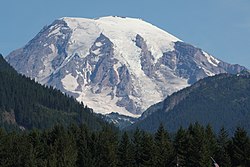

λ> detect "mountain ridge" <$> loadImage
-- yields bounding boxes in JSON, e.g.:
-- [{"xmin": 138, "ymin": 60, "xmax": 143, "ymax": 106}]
[
  {"xmin": 6, "ymin": 16, "xmax": 247, "ymax": 117},
  {"xmin": 127, "ymin": 72, "xmax": 250, "ymax": 134}
]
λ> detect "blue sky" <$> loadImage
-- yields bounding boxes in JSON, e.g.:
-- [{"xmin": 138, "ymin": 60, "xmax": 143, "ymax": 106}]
[{"xmin": 1, "ymin": 0, "xmax": 250, "ymax": 68}]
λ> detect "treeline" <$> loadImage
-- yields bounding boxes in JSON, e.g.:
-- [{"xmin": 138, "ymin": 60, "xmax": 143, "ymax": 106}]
[
  {"xmin": 0, "ymin": 55, "xmax": 107, "ymax": 131},
  {"xmin": 0, "ymin": 123, "xmax": 249, "ymax": 167}
]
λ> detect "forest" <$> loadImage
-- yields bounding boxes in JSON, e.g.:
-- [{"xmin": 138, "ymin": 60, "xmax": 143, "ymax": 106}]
[
  {"xmin": 129, "ymin": 73, "xmax": 250, "ymax": 135},
  {"xmin": 0, "ymin": 123, "xmax": 249, "ymax": 167},
  {"xmin": 0, "ymin": 55, "xmax": 107, "ymax": 131}
]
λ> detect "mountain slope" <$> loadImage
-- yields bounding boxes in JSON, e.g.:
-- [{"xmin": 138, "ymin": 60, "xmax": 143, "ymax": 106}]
[
  {"xmin": 6, "ymin": 16, "xmax": 246, "ymax": 117},
  {"xmin": 0, "ymin": 54, "xmax": 108, "ymax": 131},
  {"xmin": 128, "ymin": 73, "xmax": 250, "ymax": 134}
]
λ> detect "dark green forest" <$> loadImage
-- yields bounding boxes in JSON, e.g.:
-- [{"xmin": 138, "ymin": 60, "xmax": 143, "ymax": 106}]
[
  {"xmin": 129, "ymin": 73, "xmax": 250, "ymax": 135},
  {"xmin": 0, "ymin": 123, "xmax": 250, "ymax": 167},
  {"xmin": 0, "ymin": 54, "xmax": 107, "ymax": 131}
]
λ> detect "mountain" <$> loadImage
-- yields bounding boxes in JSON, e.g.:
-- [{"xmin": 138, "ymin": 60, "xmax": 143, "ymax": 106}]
[
  {"xmin": 0, "ymin": 54, "xmax": 108, "ymax": 131},
  {"xmin": 103, "ymin": 112, "xmax": 138, "ymax": 129},
  {"xmin": 127, "ymin": 73, "xmax": 250, "ymax": 134},
  {"xmin": 6, "ymin": 16, "xmax": 246, "ymax": 117}
]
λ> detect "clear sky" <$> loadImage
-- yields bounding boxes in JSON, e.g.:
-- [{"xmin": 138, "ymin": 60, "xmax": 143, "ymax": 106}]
[{"xmin": 1, "ymin": 0, "xmax": 250, "ymax": 68}]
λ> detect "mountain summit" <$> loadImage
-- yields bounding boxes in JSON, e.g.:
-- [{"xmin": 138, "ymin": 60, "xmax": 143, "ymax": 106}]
[{"xmin": 6, "ymin": 16, "xmax": 246, "ymax": 117}]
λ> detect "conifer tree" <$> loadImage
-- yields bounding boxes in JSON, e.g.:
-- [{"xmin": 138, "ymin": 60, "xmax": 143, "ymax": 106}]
[
  {"xmin": 96, "ymin": 126, "xmax": 118, "ymax": 167},
  {"xmin": 51, "ymin": 125, "xmax": 77, "ymax": 167},
  {"xmin": 205, "ymin": 125, "xmax": 218, "ymax": 166},
  {"xmin": 185, "ymin": 123, "xmax": 210, "ymax": 167},
  {"xmin": 25, "ymin": 130, "xmax": 45, "ymax": 167},
  {"xmin": 141, "ymin": 132, "xmax": 155, "ymax": 166},
  {"xmin": 132, "ymin": 128, "xmax": 143, "ymax": 167},
  {"xmin": 205, "ymin": 125, "xmax": 217, "ymax": 156},
  {"xmin": 215, "ymin": 127, "xmax": 231, "ymax": 167},
  {"xmin": 174, "ymin": 127, "xmax": 187, "ymax": 167},
  {"xmin": 117, "ymin": 132, "xmax": 134, "ymax": 167},
  {"xmin": 89, "ymin": 132, "xmax": 99, "ymax": 167},
  {"xmin": 231, "ymin": 127, "xmax": 250, "ymax": 166},
  {"xmin": 154, "ymin": 123, "xmax": 174, "ymax": 167},
  {"xmin": 0, "ymin": 128, "xmax": 6, "ymax": 167},
  {"xmin": 76, "ymin": 124, "xmax": 93, "ymax": 167}
]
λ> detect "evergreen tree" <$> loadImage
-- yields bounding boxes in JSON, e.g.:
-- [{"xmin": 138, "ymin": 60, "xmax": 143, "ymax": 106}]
[
  {"xmin": 205, "ymin": 125, "xmax": 217, "ymax": 156},
  {"xmin": 141, "ymin": 132, "xmax": 155, "ymax": 166},
  {"xmin": 76, "ymin": 124, "xmax": 93, "ymax": 167},
  {"xmin": 185, "ymin": 123, "xmax": 210, "ymax": 167},
  {"xmin": 154, "ymin": 123, "xmax": 174, "ymax": 167},
  {"xmin": 132, "ymin": 128, "xmax": 144, "ymax": 167},
  {"xmin": 117, "ymin": 132, "xmax": 134, "ymax": 167},
  {"xmin": 215, "ymin": 127, "xmax": 231, "ymax": 167},
  {"xmin": 231, "ymin": 127, "xmax": 250, "ymax": 166},
  {"xmin": 96, "ymin": 126, "xmax": 118, "ymax": 167},
  {"xmin": 1, "ymin": 133, "xmax": 31, "ymax": 167},
  {"xmin": 174, "ymin": 127, "xmax": 187, "ymax": 167},
  {"xmin": 50, "ymin": 125, "xmax": 77, "ymax": 167},
  {"xmin": 205, "ymin": 125, "xmax": 218, "ymax": 166},
  {"xmin": 26, "ymin": 130, "xmax": 44, "ymax": 167},
  {"xmin": 0, "ymin": 128, "xmax": 6, "ymax": 167},
  {"xmin": 87, "ymin": 132, "xmax": 99, "ymax": 167}
]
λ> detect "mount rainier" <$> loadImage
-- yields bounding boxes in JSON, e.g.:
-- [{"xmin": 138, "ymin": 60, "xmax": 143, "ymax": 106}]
[{"xmin": 6, "ymin": 16, "xmax": 246, "ymax": 117}]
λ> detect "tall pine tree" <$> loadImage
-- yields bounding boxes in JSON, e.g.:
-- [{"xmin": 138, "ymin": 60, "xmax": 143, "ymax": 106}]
[
  {"xmin": 117, "ymin": 132, "xmax": 134, "ymax": 167},
  {"xmin": 231, "ymin": 127, "xmax": 250, "ymax": 166},
  {"xmin": 174, "ymin": 127, "xmax": 188, "ymax": 167},
  {"xmin": 185, "ymin": 123, "xmax": 210, "ymax": 167},
  {"xmin": 154, "ymin": 124, "xmax": 174, "ymax": 167},
  {"xmin": 132, "ymin": 128, "xmax": 144, "ymax": 167}
]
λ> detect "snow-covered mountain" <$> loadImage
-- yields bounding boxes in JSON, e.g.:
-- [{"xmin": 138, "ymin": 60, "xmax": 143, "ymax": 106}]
[{"xmin": 6, "ymin": 16, "xmax": 246, "ymax": 117}]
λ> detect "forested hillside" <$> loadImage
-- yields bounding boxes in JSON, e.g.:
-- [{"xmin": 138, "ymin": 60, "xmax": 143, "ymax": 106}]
[
  {"xmin": 129, "ymin": 73, "xmax": 250, "ymax": 134},
  {"xmin": 0, "ymin": 54, "xmax": 107, "ymax": 131}
]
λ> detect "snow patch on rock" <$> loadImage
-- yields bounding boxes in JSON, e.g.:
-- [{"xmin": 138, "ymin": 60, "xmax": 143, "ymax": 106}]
[
  {"xmin": 203, "ymin": 51, "xmax": 220, "ymax": 67},
  {"xmin": 61, "ymin": 74, "xmax": 79, "ymax": 91}
]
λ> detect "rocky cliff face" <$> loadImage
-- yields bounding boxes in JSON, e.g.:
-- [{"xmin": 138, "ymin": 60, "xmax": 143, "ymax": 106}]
[{"xmin": 6, "ymin": 16, "xmax": 246, "ymax": 117}]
